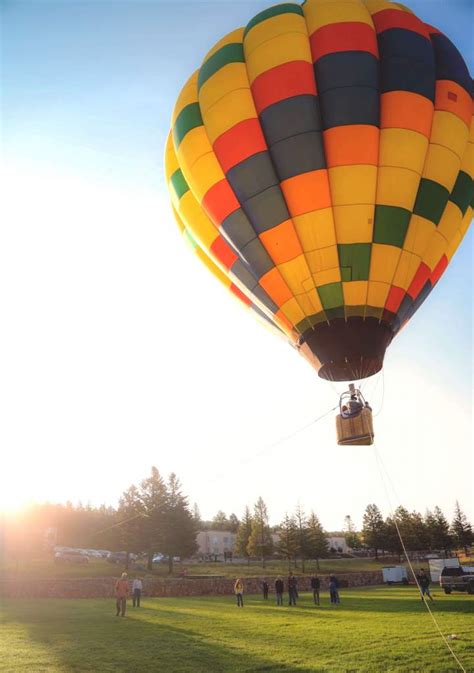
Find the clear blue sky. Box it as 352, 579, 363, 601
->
2, 1, 472, 527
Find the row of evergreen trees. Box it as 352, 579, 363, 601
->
214, 500, 473, 569
359, 502, 472, 558
232, 500, 329, 570
3, 466, 472, 572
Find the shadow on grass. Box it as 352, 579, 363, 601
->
1, 600, 323, 673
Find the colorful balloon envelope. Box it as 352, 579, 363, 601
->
165, 0, 473, 381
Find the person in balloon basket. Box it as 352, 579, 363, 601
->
288, 574, 298, 606
132, 576, 143, 608
311, 575, 321, 605
115, 572, 129, 617
262, 579, 269, 600
234, 578, 244, 607
275, 577, 284, 606
329, 575, 340, 605
417, 569, 434, 602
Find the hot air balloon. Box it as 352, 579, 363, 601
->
165, 0, 473, 444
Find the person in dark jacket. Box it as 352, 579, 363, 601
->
262, 579, 269, 600
417, 569, 434, 602
329, 575, 340, 604
310, 575, 321, 605
275, 577, 284, 606
288, 574, 297, 606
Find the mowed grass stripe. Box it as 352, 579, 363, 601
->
1, 588, 472, 673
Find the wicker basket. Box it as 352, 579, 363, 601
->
336, 407, 374, 445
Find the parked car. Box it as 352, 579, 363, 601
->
54, 550, 89, 565
106, 552, 137, 564
97, 549, 111, 558
85, 549, 103, 559
440, 566, 474, 594
152, 554, 180, 563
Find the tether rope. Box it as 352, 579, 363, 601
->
88, 404, 340, 538
88, 511, 149, 539
373, 444, 466, 673
205, 403, 339, 486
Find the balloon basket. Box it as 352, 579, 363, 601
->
336, 408, 374, 446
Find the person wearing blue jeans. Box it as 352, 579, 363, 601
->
417, 569, 434, 602
234, 578, 244, 607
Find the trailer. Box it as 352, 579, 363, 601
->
428, 558, 460, 584
382, 566, 408, 584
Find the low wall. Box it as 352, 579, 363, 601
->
0, 571, 383, 599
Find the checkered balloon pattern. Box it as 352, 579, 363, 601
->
165, 0, 473, 381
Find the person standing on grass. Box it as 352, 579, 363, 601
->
311, 575, 321, 605
115, 572, 129, 617
275, 577, 284, 606
234, 578, 244, 607
262, 579, 269, 600
288, 574, 297, 606
417, 569, 434, 602
132, 576, 143, 608
329, 575, 340, 605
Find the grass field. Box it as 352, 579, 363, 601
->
1, 587, 472, 673
2, 557, 389, 579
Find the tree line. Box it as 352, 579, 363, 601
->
3, 467, 197, 574
359, 502, 472, 559
2, 465, 472, 573
231, 499, 329, 571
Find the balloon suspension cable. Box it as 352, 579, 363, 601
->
372, 445, 466, 673
373, 368, 385, 417
206, 403, 339, 486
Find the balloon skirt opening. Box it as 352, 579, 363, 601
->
299, 317, 393, 382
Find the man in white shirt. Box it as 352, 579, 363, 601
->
132, 577, 143, 607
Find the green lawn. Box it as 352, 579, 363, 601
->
1, 557, 388, 579
1, 587, 472, 673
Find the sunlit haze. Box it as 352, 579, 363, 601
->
1, 0, 472, 529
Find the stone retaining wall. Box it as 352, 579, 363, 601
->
0, 571, 383, 599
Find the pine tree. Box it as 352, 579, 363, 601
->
294, 504, 309, 572
432, 506, 452, 553
384, 516, 403, 560
138, 466, 170, 570
117, 485, 147, 567
247, 497, 273, 568
362, 504, 385, 559
228, 513, 240, 533
161, 473, 198, 574
451, 501, 473, 553
211, 510, 229, 531
305, 512, 329, 570
277, 514, 298, 572
410, 510, 429, 551
192, 503, 202, 527
344, 514, 362, 550
235, 506, 253, 564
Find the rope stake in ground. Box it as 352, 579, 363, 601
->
373, 445, 467, 673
